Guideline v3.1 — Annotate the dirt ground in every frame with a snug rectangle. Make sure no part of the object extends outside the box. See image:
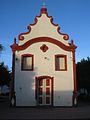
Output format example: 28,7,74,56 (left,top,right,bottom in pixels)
0,96,90,120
